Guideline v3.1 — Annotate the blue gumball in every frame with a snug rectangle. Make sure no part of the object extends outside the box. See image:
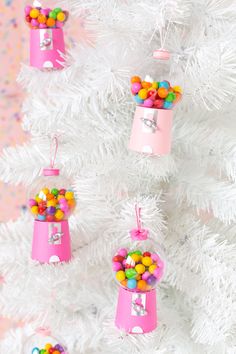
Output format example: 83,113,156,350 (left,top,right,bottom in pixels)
134,94,144,105
159,80,170,89
127,278,137,289
37,214,46,221
32,348,40,354
163,101,173,109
